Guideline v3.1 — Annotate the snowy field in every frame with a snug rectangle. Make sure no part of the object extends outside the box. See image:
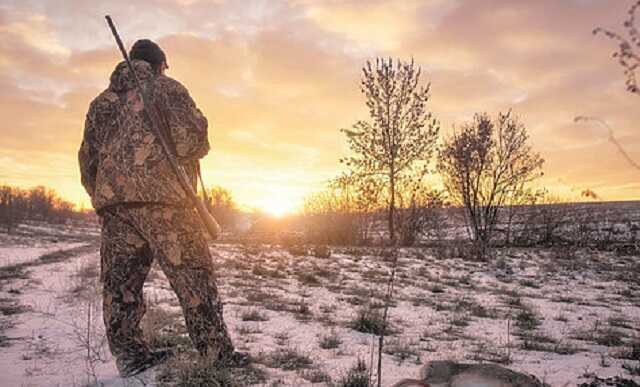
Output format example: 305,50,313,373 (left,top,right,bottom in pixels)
0,221,639,386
